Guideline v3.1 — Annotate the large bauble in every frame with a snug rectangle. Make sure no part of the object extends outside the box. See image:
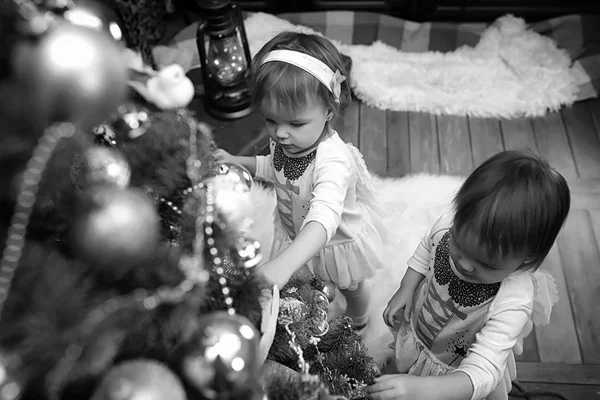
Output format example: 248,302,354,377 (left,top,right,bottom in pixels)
13,23,128,129
179,311,261,399
217,163,253,191
205,174,253,234
63,1,124,42
91,359,186,400
71,185,159,269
